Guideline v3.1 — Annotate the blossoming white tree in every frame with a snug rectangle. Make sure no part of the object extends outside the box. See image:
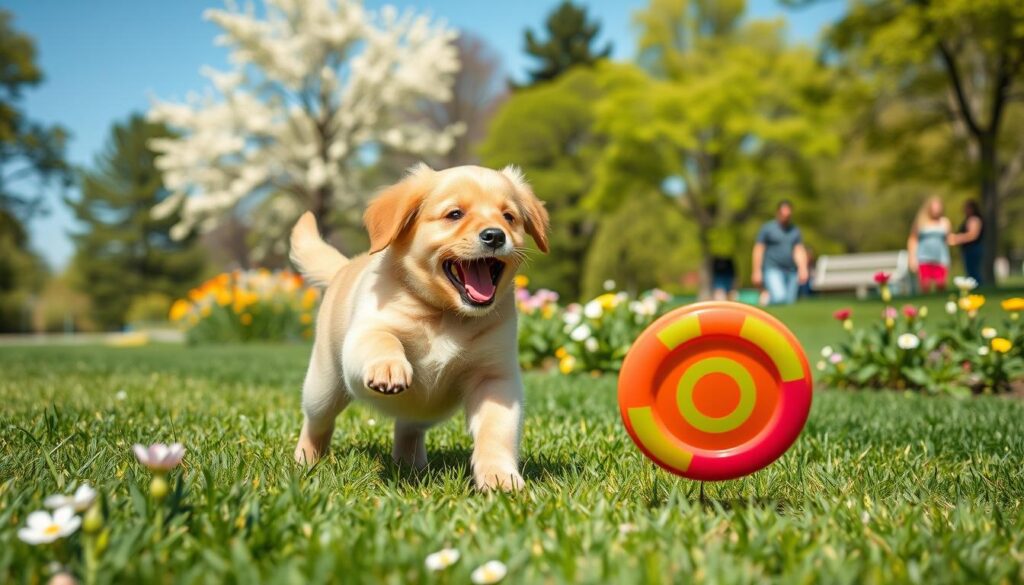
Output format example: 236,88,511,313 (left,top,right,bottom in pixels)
149,0,461,254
